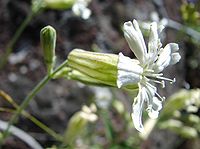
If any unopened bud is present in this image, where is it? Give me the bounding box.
[63,104,97,145]
[40,25,56,74]
[178,126,198,138]
[64,111,87,145]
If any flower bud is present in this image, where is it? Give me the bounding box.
[63,111,87,145]
[63,104,97,145]
[43,0,75,10]
[40,25,56,74]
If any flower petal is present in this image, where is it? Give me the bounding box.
[144,83,156,104]
[147,97,162,119]
[148,22,159,55]
[117,53,143,88]
[117,71,141,88]
[132,86,146,132]
[133,20,147,56]
[170,43,179,52]
[170,52,181,65]
[123,21,147,64]
[158,24,165,33]
[154,43,180,72]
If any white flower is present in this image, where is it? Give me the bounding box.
[80,104,98,122]
[72,0,91,19]
[117,20,181,132]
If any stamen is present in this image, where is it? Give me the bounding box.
[143,71,166,88]
[145,81,165,101]
[144,73,163,77]
[149,79,165,88]
[161,80,165,88]
[170,78,176,84]
[146,82,157,91]
[155,76,176,83]
[155,92,165,101]
[144,69,154,73]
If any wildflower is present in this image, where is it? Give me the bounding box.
[117,20,181,132]
[42,0,91,19]
[72,0,91,19]
[63,104,97,145]
[80,104,98,122]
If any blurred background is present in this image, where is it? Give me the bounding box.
[0,0,200,149]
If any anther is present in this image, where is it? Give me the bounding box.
[170,78,176,84]
[161,80,165,88]
[155,92,165,101]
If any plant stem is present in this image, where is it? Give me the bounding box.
[166,18,200,42]
[0,90,63,141]
[24,112,63,141]
[0,11,34,70]
[0,107,63,142]
[0,60,68,145]
[0,76,50,146]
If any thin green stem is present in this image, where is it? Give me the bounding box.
[0,107,63,142]
[0,60,68,145]
[0,75,50,146]
[0,11,35,70]
[0,89,63,141]
[167,18,200,42]
[23,112,63,141]
[101,110,114,142]
[0,0,45,70]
